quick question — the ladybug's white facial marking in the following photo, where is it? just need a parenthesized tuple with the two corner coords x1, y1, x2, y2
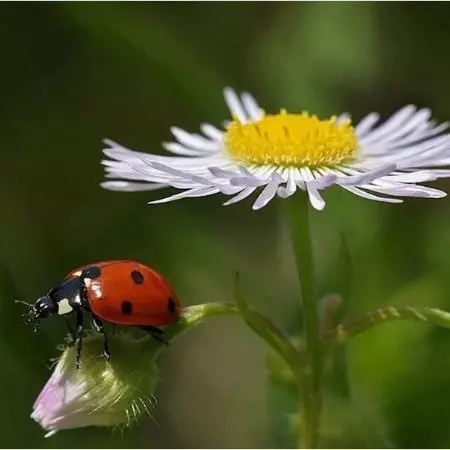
(73, 270, 82, 277)
(57, 298, 73, 315)
(83, 278, 92, 288)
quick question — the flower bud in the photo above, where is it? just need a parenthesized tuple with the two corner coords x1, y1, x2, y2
(31, 332, 160, 437)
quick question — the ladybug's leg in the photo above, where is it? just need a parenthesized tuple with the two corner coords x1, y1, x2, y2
(139, 326, 169, 346)
(75, 310, 84, 370)
(91, 314, 111, 361)
(64, 316, 76, 345)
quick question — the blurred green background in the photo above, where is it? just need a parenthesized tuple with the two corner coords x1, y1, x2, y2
(2, 2, 450, 448)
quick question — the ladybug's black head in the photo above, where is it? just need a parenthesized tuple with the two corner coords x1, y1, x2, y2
(24, 295, 58, 331)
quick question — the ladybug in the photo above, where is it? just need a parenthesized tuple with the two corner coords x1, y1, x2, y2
(20, 260, 180, 368)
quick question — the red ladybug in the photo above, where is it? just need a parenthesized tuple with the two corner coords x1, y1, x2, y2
(21, 260, 180, 368)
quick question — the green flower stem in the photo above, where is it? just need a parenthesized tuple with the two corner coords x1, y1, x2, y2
(166, 302, 240, 339)
(285, 194, 322, 449)
(323, 306, 450, 346)
(162, 303, 303, 378)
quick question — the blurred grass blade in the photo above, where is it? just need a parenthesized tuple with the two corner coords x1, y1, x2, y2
(234, 272, 302, 374)
(336, 232, 352, 322)
(234, 272, 303, 448)
(328, 232, 352, 398)
(266, 346, 298, 448)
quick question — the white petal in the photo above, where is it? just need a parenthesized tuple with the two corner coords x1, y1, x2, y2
(246, 164, 278, 182)
(170, 180, 204, 189)
(364, 185, 446, 199)
(423, 169, 450, 178)
(386, 131, 450, 162)
(171, 127, 218, 151)
(252, 174, 282, 210)
(307, 187, 326, 210)
(103, 146, 163, 165)
(223, 187, 257, 206)
(104, 170, 169, 183)
(216, 184, 243, 195)
(355, 113, 380, 138)
(300, 168, 326, 210)
(335, 164, 397, 185)
(383, 171, 438, 183)
(223, 87, 247, 123)
(360, 105, 416, 145)
(147, 161, 234, 190)
(361, 107, 430, 146)
(290, 168, 305, 189)
(103, 138, 130, 151)
(377, 112, 436, 147)
(162, 142, 208, 156)
(341, 185, 403, 203)
(44, 430, 58, 438)
(371, 178, 418, 189)
(238, 166, 256, 177)
(362, 122, 448, 157)
(426, 158, 450, 167)
(148, 161, 206, 182)
(209, 166, 239, 178)
(103, 140, 146, 163)
(148, 187, 219, 204)
(230, 176, 266, 187)
(200, 123, 224, 141)
(309, 170, 338, 189)
(230, 164, 274, 187)
(241, 92, 264, 121)
(277, 168, 298, 198)
(101, 181, 167, 192)
(396, 136, 450, 168)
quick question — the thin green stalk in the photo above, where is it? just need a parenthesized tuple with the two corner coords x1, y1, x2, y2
(284, 194, 322, 449)
(323, 305, 450, 346)
(163, 303, 240, 342)
(162, 302, 303, 377)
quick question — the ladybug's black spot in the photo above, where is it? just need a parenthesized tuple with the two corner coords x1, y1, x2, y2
(130, 270, 144, 285)
(81, 266, 101, 279)
(168, 298, 176, 314)
(121, 300, 133, 315)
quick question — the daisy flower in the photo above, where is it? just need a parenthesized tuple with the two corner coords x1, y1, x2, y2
(101, 88, 450, 210)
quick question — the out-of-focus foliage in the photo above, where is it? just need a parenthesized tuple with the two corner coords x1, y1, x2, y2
(2, 2, 450, 448)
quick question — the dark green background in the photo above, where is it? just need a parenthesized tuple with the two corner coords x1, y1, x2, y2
(2, 2, 450, 448)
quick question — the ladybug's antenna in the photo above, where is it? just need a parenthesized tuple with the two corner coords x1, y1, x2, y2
(15, 300, 34, 307)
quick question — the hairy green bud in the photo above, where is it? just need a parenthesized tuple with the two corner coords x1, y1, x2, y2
(32, 332, 159, 437)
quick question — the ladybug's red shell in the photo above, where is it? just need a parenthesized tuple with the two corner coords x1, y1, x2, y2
(67, 260, 180, 326)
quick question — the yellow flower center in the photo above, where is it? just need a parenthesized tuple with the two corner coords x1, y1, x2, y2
(224, 110, 359, 168)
